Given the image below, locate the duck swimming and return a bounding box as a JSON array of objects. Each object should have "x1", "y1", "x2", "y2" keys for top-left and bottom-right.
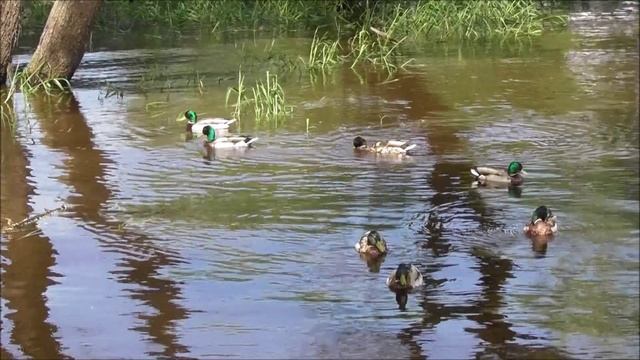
[
  {"x1": 523, "y1": 205, "x2": 558, "y2": 236},
  {"x1": 470, "y1": 161, "x2": 527, "y2": 186},
  {"x1": 354, "y1": 230, "x2": 388, "y2": 258},
  {"x1": 202, "y1": 125, "x2": 258, "y2": 149},
  {"x1": 386, "y1": 263, "x2": 424, "y2": 310},
  {"x1": 177, "y1": 110, "x2": 236, "y2": 135},
  {"x1": 353, "y1": 136, "x2": 417, "y2": 155}
]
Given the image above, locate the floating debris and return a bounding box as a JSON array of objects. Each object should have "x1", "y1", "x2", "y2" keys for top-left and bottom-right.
[{"x1": 2, "y1": 204, "x2": 67, "y2": 233}]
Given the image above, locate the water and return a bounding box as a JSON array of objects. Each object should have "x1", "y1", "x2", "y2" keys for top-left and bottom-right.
[{"x1": 2, "y1": 2, "x2": 638, "y2": 359}]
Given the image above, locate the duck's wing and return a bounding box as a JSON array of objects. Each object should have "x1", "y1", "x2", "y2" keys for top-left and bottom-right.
[
  {"x1": 546, "y1": 215, "x2": 558, "y2": 232},
  {"x1": 385, "y1": 270, "x2": 397, "y2": 287},
  {"x1": 409, "y1": 265, "x2": 424, "y2": 287},
  {"x1": 217, "y1": 136, "x2": 248, "y2": 142},
  {"x1": 201, "y1": 117, "x2": 236, "y2": 126},
  {"x1": 402, "y1": 144, "x2": 417, "y2": 152},
  {"x1": 354, "y1": 235, "x2": 367, "y2": 252},
  {"x1": 386, "y1": 140, "x2": 408, "y2": 147},
  {"x1": 473, "y1": 166, "x2": 504, "y2": 176}
]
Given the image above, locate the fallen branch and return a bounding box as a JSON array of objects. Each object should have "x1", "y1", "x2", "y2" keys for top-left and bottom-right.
[{"x1": 2, "y1": 203, "x2": 67, "y2": 233}]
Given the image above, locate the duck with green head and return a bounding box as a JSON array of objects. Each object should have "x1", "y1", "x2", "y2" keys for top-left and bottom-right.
[
  {"x1": 354, "y1": 230, "x2": 388, "y2": 258},
  {"x1": 523, "y1": 205, "x2": 558, "y2": 236},
  {"x1": 470, "y1": 161, "x2": 527, "y2": 186},
  {"x1": 177, "y1": 110, "x2": 236, "y2": 136},
  {"x1": 386, "y1": 263, "x2": 424, "y2": 310},
  {"x1": 202, "y1": 125, "x2": 258, "y2": 149}
]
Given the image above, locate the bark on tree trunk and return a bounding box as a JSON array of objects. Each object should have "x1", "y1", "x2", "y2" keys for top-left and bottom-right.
[
  {"x1": 25, "y1": 0, "x2": 102, "y2": 81},
  {"x1": 0, "y1": 0, "x2": 22, "y2": 85}
]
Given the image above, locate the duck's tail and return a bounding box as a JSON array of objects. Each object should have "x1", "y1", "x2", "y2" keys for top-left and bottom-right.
[
  {"x1": 470, "y1": 167, "x2": 485, "y2": 181},
  {"x1": 244, "y1": 137, "x2": 259, "y2": 146},
  {"x1": 403, "y1": 144, "x2": 417, "y2": 153}
]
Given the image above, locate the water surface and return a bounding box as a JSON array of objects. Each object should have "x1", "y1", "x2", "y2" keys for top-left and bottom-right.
[{"x1": 1, "y1": 1, "x2": 638, "y2": 359}]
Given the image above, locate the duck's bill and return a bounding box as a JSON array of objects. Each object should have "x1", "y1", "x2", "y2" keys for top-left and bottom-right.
[
  {"x1": 176, "y1": 114, "x2": 187, "y2": 122},
  {"x1": 520, "y1": 170, "x2": 528, "y2": 176}
]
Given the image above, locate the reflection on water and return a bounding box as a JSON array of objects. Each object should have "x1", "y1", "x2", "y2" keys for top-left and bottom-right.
[
  {"x1": 1, "y1": 114, "x2": 66, "y2": 359},
  {"x1": 1, "y1": 1, "x2": 638, "y2": 358}
]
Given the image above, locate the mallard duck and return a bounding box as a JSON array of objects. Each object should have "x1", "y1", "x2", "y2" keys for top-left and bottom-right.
[
  {"x1": 353, "y1": 136, "x2": 417, "y2": 155},
  {"x1": 177, "y1": 110, "x2": 236, "y2": 134},
  {"x1": 354, "y1": 230, "x2": 388, "y2": 258},
  {"x1": 523, "y1": 205, "x2": 558, "y2": 236},
  {"x1": 386, "y1": 263, "x2": 424, "y2": 310},
  {"x1": 425, "y1": 211, "x2": 443, "y2": 234},
  {"x1": 470, "y1": 161, "x2": 527, "y2": 186},
  {"x1": 202, "y1": 125, "x2": 258, "y2": 149}
]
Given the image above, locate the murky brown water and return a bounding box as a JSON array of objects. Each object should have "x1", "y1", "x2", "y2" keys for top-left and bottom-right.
[{"x1": 2, "y1": 1, "x2": 639, "y2": 359}]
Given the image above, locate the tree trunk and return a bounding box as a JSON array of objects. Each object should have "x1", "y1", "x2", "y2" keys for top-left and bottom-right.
[
  {"x1": 25, "y1": 0, "x2": 102, "y2": 81},
  {"x1": 0, "y1": 0, "x2": 22, "y2": 85}
]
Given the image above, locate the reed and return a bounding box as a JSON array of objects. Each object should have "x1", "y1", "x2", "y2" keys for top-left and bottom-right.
[
  {"x1": 2, "y1": 64, "x2": 71, "y2": 105},
  {"x1": 225, "y1": 67, "x2": 248, "y2": 119},
  {"x1": 302, "y1": 28, "x2": 342, "y2": 72},
  {"x1": 251, "y1": 70, "x2": 293, "y2": 121},
  {"x1": 22, "y1": 0, "x2": 566, "y2": 41}
]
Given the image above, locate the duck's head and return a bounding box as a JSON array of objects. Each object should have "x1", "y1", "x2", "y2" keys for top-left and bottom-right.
[
  {"x1": 507, "y1": 161, "x2": 526, "y2": 177},
  {"x1": 202, "y1": 125, "x2": 216, "y2": 142},
  {"x1": 364, "y1": 230, "x2": 386, "y2": 254},
  {"x1": 353, "y1": 136, "x2": 367, "y2": 149},
  {"x1": 524, "y1": 206, "x2": 557, "y2": 237},
  {"x1": 177, "y1": 110, "x2": 198, "y2": 125},
  {"x1": 394, "y1": 263, "x2": 411, "y2": 288},
  {"x1": 531, "y1": 205, "x2": 553, "y2": 224}
]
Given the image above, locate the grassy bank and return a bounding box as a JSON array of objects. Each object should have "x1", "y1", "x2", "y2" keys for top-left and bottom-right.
[{"x1": 22, "y1": 0, "x2": 567, "y2": 41}]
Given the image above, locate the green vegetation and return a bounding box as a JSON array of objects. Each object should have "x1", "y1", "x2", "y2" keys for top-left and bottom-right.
[
  {"x1": 302, "y1": 29, "x2": 342, "y2": 72},
  {"x1": 3, "y1": 64, "x2": 70, "y2": 101},
  {"x1": 1, "y1": 64, "x2": 71, "y2": 126},
  {"x1": 23, "y1": 0, "x2": 567, "y2": 41},
  {"x1": 251, "y1": 71, "x2": 294, "y2": 121},
  {"x1": 12, "y1": 0, "x2": 567, "y2": 125},
  {"x1": 225, "y1": 69, "x2": 293, "y2": 123}
]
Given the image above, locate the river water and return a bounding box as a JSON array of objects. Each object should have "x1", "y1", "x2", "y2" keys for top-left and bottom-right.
[{"x1": 1, "y1": 1, "x2": 638, "y2": 359}]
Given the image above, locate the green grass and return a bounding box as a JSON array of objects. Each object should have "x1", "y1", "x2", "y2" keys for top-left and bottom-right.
[
  {"x1": 225, "y1": 68, "x2": 293, "y2": 123},
  {"x1": 251, "y1": 70, "x2": 293, "y2": 122},
  {"x1": 22, "y1": 0, "x2": 567, "y2": 41},
  {"x1": 225, "y1": 67, "x2": 248, "y2": 119},
  {"x1": 2, "y1": 63, "x2": 71, "y2": 105},
  {"x1": 379, "y1": 0, "x2": 568, "y2": 41},
  {"x1": 301, "y1": 28, "x2": 343, "y2": 72}
]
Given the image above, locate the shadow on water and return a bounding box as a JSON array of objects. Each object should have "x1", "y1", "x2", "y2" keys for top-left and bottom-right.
[
  {"x1": 371, "y1": 72, "x2": 571, "y2": 359},
  {"x1": 1, "y1": 106, "x2": 67, "y2": 358},
  {"x1": 22, "y1": 93, "x2": 192, "y2": 358}
]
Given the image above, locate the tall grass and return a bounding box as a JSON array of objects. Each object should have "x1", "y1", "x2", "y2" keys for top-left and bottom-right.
[
  {"x1": 22, "y1": 0, "x2": 342, "y2": 33},
  {"x1": 251, "y1": 71, "x2": 293, "y2": 121},
  {"x1": 377, "y1": 0, "x2": 568, "y2": 41},
  {"x1": 225, "y1": 67, "x2": 248, "y2": 119},
  {"x1": 22, "y1": 0, "x2": 566, "y2": 40},
  {"x1": 2, "y1": 64, "x2": 71, "y2": 105},
  {"x1": 302, "y1": 29, "x2": 343, "y2": 72},
  {"x1": 225, "y1": 69, "x2": 293, "y2": 123}
]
